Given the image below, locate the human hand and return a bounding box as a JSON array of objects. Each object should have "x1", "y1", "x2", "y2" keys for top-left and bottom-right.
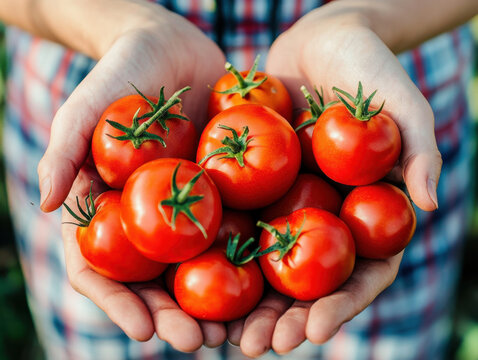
[
  {"x1": 62, "y1": 161, "x2": 227, "y2": 349},
  {"x1": 39, "y1": 1, "x2": 227, "y2": 349},
  {"x1": 229, "y1": 253, "x2": 403, "y2": 357}
]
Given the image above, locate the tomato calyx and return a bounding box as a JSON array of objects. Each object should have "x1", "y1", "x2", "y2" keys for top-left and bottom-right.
[
  {"x1": 226, "y1": 233, "x2": 261, "y2": 266},
  {"x1": 62, "y1": 181, "x2": 96, "y2": 227},
  {"x1": 333, "y1": 81, "x2": 384, "y2": 121},
  {"x1": 295, "y1": 85, "x2": 337, "y2": 132},
  {"x1": 159, "y1": 163, "x2": 208, "y2": 238},
  {"x1": 198, "y1": 125, "x2": 253, "y2": 167},
  {"x1": 106, "y1": 84, "x2": 191, "y2": 149},
  {"x1": 213, "y1": 55, "x2": 267, "y2": 98},
  {"x1": 256, "y1": 215, "x2": 306, "y2": 261}
]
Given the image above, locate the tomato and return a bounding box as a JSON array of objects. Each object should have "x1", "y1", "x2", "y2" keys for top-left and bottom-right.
[
  {"x1": 258, "y1": 207, "x2": 355, "y2": 301},
  {"x1": 259, "y1": 173, "x2": 342, "y2": 222},
  {"x1": 64, "y1": 189, "x2": 167, "y2": 282},
  {"x1": 208, "y1": 56, "x2": 292, "y2": 122},
  {"x1": 340, "y1": 182, "x2": 416, "y2": 259},
  {"x1": 293, "y1": 86, "x2": 337, "y2": 172},
  {"x1": 312, "y1": 82, "x2": 401, "y2": 185},
  {"x1": 121, "y1": 158, "x2": 222, "y2": 263},
  {"x1": 214, "y1": 209, "x2": 257, "y2": 248},
  {"x1": 92, "y1": 86, "x2": 197, "y2": 189},
  {"x1": 197, "y1": 104, "x2": 301, "y2": 210},
  {"x1": 175, "y1": 236, "x2": 263, "y2": 321}
]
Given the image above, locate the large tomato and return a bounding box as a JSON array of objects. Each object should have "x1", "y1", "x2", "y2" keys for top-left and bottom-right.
[
  {"x1": 293, "y1": 86, "x2": 336, "y2": 172},
  {"x1": 92, "y1": 86, "x2": 197, "y2": 189},
  {"x1": 312, "y1": 82, "x2": 401, "y2": 185},
  {"x1": 214, "y1": 209, "x2": 257, "y2": 248},
  {"x1": 258, "y1": 207, "x2": 355, "y2": 301},
  {"x1": 259, "y1": 173, "x2": 342, "y2": 222},
  {"x1": 208, "y1": 56, "x2": 292, "y2": 122},
  {"x1": 121, "y1": 158, "x2": 222, "y2": 263},
  {"x1": 197, "y1": 104, "x2": 301, "y2": 210},
  {"x1": 340, "y1": 182, "x2": 416, "y2": 259},
  {"x1": 64, "y1": 190, "x2": 167, "y2": 282},
  {"x1": 174, "y1": 236, "x2": 263, "y2": 321}
]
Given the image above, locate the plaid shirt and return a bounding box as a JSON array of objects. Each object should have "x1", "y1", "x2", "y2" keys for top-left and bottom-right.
[{"x1": 3, "y1": 0, "x2": 475, "y2": 359}]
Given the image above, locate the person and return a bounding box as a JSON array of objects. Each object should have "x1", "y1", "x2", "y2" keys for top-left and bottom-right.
[{"x1": 0, "y1": 0, "x2": 477, "y2": 358}]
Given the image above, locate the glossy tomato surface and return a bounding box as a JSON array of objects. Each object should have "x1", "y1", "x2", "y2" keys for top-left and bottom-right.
[
  {"x1": 260, "y1": 173, "x2": 342, "y2": 222},
  {"x1": 340, "y1": 182, "x2": 416, "y2": 259},
  {"x1": 197, "y1": 104, "x2": 301, "y2": 210},
  {"x1": 92, "y1": 94, "x2": 197, "y2": 189},
  {"x1": 258, "y1": 207, "x2": 355, "y2": 301},
  {"x1": 214, "y1": 209, "x2": 257, "y2": 248},
  {"x1": 312, "y1": 104, "x2": 401, "y2": 185},
  {"x1": 175, "y1": 247, "x2": 264, "y2": 321},
  {"x1": 293, "y1": 109, "x2": 321, "y2": 172},
  {"x1": 76, "y1": 190, "x2": 167, "y2": 282},
  {"x1": 121, "y1": 158, "x2": 222, "y2": 263},
  {"x1": 208, "y1": 70, "x2": 292, "y2": 122}
]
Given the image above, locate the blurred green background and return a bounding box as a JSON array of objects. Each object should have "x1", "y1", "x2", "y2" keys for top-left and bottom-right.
[{"x1": 0, "y1": 19, "x2": 477, "y2": 360}]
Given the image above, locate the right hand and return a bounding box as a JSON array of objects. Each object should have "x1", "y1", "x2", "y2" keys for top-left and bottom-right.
[{"x1": 38, "y1": 2, "x2": 227, "y2": 349}]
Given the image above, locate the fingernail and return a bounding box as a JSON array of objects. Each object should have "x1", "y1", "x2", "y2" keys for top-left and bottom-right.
[
  {"x1": 40, "y1": 176, "x2": 52, "y2": 209},
  {"x1": 427, "y1": 178, "x2": 438, "y2": 209}
]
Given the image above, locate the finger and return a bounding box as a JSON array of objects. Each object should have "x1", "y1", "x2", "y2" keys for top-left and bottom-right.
[
  {"x1": 240, "y1": 291, "x2": 293, "y2": 358},
  {"x1": 199, "y1": 321, "x2": 227, "y2": 348},
  {"x1": 129, "y1": 281, "x2": 204, "y2": 352},
  {"x1": 227, "y1": 318, "x2": 245, "y2": 346},
  {"x1": 272, "y1": 300, "x2": 312, "y2": 354},
  {"x1": 306, "y1": 252, "x2": 403, "y2": 344},
  {"x1": 38, "y1": 35, "x2": 178, "y2": 212},
  {"x1": 63, "y1": 223, "x2": 155, "y2": 341}
]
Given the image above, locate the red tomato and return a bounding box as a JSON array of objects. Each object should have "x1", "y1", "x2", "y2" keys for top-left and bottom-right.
[
  {"x1": 197, "y1": 104, "x2": 301, "y2": 210},
  {"x1": 258, "y1": 207, "x2": 355, "y2": 301},
  {"x1": 340, "y1": 182, "x2": 416, "y2": 259},
  {"x1": 260, "y1": 173, "x2": 342, "y2": 222},
  {"x1": 214, "y1": 209, "x2": 257, "y2": 248},
  {"x1": 312, "y1": 83, "x2": 401, "y2": 185},
  {"x1": 208, "y1": 56, "x2": 292, "y2": 122},
  {"x1": 293, "y1": 86, "x2": 336, "y2": 172},
  {"x1": 64, "y1": 190, "x2": 167, "y2": 282},
  {"x1": 121, "y1": 158, "x2": 222, "y2": 263},
  {"x1": 175, "y1": 237, "x2": 263, "y2": 321},
  {"x1": 92, "y1": 86, "x2": 197, "y2": 189}
]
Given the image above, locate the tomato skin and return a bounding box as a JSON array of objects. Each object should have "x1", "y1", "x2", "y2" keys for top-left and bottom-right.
[
  {"x1": 76, "y1": 191, "x2": 167, "y2": 282},
  {"x1": 260, "y1": 173, "x2": 343, "y2": 222},
  {"x1": 214, "y1": 209, "x2": 257, "y2": 248},
  {"x1": 312, "y1": 104, "x2": 401, "y2": 185},
  {"x1": 120, "y1": 158, "x2": 222, "y2": 263},
  {"x1": 293, "y1": 110, "x2": 321, "y2": 173},
  {"x1": 258, "y1": 208, "x2": 355, "y2": 301},
  {"x1": 197, "y1": 104, "x2": 301, "y2": 210},
  {"x1": 339, "y1": 182, "x2": 416, "y2": 259},
  {"x1": 208, "y1": 71, "x2": 292, "y2": 122},
  {"x1": 174, "y1": 247, "x2": 264, "y2": 321},
  {"x1": 92, "y1": 94, "x2": 197, "y2": 189}
]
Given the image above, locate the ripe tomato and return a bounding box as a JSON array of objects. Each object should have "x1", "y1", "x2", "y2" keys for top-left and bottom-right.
[
  {"x1": 214, "y1": 209, "x2": 257, "y2": 248},
  {"x1": 258, "y1": 207, "x2": 355, "y2": 301},
  {"x1": 312, "y1": 82, "x2": 401, "y2": 185},
  {"x1": 64, "y1": 189, "x2": 167, "y2": 282},
  {"x1": 197, "y1": 104, "x2": 301, "y2": 210},
  {"x1": 259, "y1": 173, "x2": 342, "y2": 222},
  {"x1": 121, "y1": 158, "x2": 222, "y2": 263},
  {"x1": 340, "y1": 182, "x2": 416, "y2": 259},
  {"x1": 92, "y1": 86, "x2": 197, "y2": 189},
  {"x1": 208, "y1": 56, "x2": 292, "y2": 122},
  {"x1": 293, "y1": 86, "x2": 337, "y2": 172},
  {"x1": 175, "y1": 236, "x2": 263, "y2": 321}
]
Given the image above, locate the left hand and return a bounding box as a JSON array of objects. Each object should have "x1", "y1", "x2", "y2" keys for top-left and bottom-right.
[{"x1": 231, "y1": 253, "x2": 403, "y2": 357}]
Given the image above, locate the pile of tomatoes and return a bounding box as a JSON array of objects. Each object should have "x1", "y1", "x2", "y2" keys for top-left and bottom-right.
[{"x1": 65, "y1": 56, "x2": 417, "y2": 322}]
